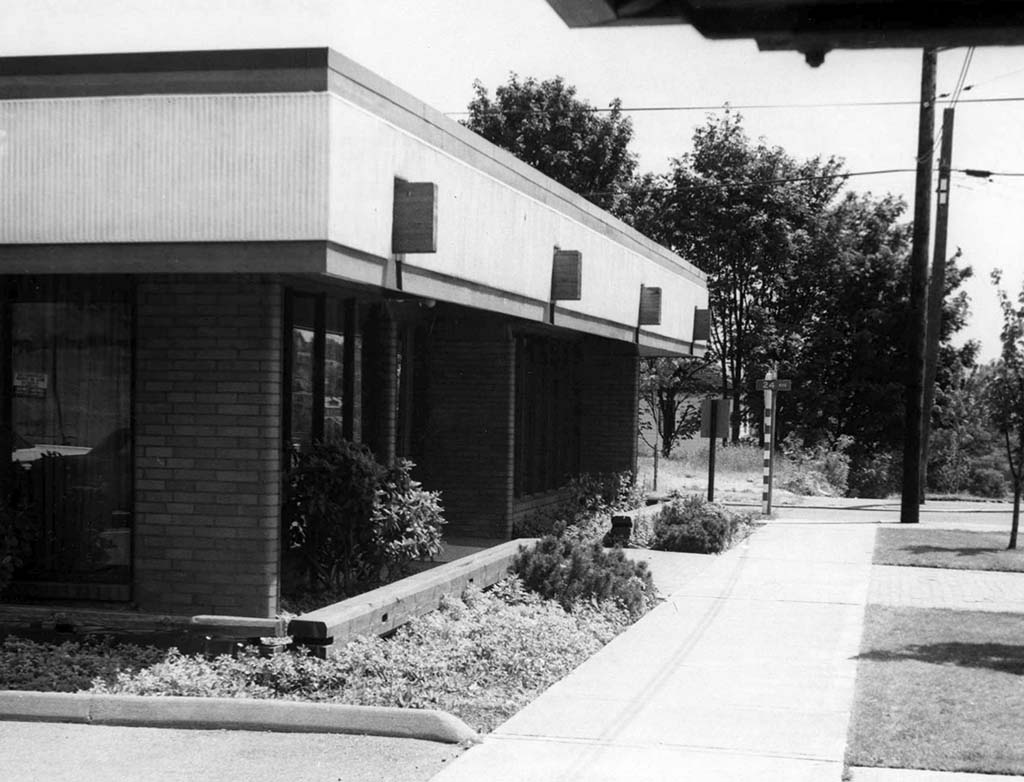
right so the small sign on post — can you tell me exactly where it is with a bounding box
[700,398,731,502]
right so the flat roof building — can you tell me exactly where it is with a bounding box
[0,48,707,618]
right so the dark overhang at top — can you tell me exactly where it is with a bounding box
[0,47,330,99]
[544,1,1024,66]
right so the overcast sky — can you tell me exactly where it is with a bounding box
[5,0,1024,359]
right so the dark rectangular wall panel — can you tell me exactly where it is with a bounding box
[392,181,438,254]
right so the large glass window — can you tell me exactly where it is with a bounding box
[514,335,581,496]
[285,291,351,450]
[2,277,133,589]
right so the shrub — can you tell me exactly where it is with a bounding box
[847,451,901,499]
[651,495,756,554]
[511,471,644,542]
[0,492,36,597]
[778,435,851,497]
[967,467,1008,499]
[369,460,445,580]
[511,535,656,620]
[89,578,632,733]
[284,441,444,596]
[0,635,164,692]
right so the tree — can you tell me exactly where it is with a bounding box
[639,356,718,457]
[984,269,1024,549]
[463,74,637,214]
[628,112,846,441]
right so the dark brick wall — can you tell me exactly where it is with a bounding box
[133,275,281,617]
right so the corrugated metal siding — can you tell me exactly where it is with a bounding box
[0,93,328,243]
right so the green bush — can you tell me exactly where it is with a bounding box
[778,435,851,497]
[512,471,644,542]
[651,495,756,554]
[967,467,1008,499]
[511,535,656,620]
[284,441,444,596]
[0,635,164,692]
[847,451,901,499]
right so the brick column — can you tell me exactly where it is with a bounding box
[133,275,282,617]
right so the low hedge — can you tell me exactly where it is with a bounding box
[651,495,758,554]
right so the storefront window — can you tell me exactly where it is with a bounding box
[285,291,349,450]
[2,277,133,588]
[514,335,581,496]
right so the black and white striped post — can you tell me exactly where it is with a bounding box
[756,371,791,515]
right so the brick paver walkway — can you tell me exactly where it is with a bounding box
[869,564,1024,613]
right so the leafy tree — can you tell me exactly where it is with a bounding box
[638,356,718,457]
[627,112,846,441]
[927,364,998,495]
[984,270,1024,549]
[463,74,637,214]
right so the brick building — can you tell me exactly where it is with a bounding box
[0,49,707,618]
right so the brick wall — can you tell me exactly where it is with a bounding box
[134,275,281,617]
[415,309,515,540]
[510,488,567,533]
[580,336,640,476]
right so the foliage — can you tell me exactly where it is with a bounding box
[847,450,902,499]
[926,364,1003,495]
[777,434,851,496]
[638,355,720,457]
[463,74,637,214]
[0,634,164,692]
[89,578,634,733]
[984,270,1024,548]
[623,114,974,480]
[0,491,36,596]
[512,471,644,542]
[624,112,847,442]
[967,468,1008,499]
[369,460,446,580]
[512,535,656,620]
[651,495,757,554]
[284,441,445,594]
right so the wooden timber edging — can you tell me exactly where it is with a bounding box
[0,604,285,649]
[287,538,536,655]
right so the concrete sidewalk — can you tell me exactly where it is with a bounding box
[432,518,878,781]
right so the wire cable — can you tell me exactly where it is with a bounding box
[447,93,1024,117]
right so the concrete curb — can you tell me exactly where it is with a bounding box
[0,690,478,745]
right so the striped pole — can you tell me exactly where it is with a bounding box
[761,371,775,515]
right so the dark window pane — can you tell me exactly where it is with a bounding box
[8,279,132,583]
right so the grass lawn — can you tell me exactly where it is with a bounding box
[846,605,1024,775]
[874,527,1024,572]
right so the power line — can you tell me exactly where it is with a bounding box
[575,165,1024,199]
[446,94,1024,117]
[578,167,918,198]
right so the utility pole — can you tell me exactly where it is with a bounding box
[921,107,956,502]
[901,47,937,525]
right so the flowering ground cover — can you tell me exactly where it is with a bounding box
[0,578,637,733]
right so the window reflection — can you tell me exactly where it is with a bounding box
[6,279,132,584]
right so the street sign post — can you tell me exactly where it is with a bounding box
[757,370,792,514]
[700,398,731,502]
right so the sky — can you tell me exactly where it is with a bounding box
[4,0,1024,360]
